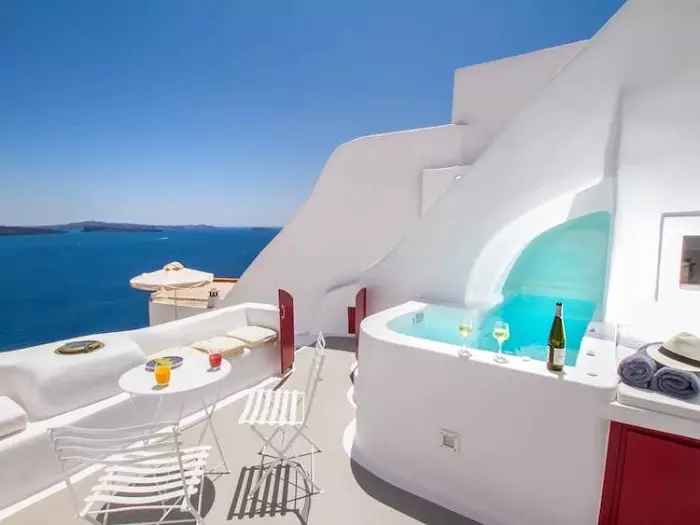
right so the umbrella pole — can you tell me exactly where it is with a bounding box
[174,289,179,321]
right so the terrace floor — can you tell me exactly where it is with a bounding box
[2,339,481,525]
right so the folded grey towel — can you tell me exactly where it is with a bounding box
[618,344,658,389]
[651,366,700,400]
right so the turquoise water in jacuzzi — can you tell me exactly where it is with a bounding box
[388,294,596,367]
[388,212,610,366]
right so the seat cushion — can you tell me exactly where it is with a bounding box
[191,336,247,357]
[226,326,277,347]
[0,397,27,439]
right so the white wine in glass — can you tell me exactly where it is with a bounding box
[492,320,510,363]
[458,318,474,357]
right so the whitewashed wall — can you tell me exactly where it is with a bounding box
[606,49,700,331]
[224,125,468,335]
[355,303,617,525]
[421,166,465,216]
[227,43,581,336]
[362,0,700,320]
[452,41,585,158]
[148,301,203,326]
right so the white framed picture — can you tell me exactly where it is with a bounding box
[657,214,700,302]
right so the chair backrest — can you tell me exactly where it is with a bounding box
[48,422,184,515]
[302,331,326,424]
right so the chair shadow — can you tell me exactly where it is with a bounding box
[350,460,483,525]
[93,476,216,524]
[226,463,315,524]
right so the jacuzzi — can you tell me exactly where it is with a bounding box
[352,300,619,525]
[387,294,604,368]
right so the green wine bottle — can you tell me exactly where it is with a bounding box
[547,302,566,372]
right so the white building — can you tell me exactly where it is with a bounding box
[3,1,700,524]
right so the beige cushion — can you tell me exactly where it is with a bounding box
[191,336,247,357]
[0,397,27,439]
[226,325,277,347]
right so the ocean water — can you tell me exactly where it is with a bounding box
[0,228,279,351]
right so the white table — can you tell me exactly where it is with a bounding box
[119,347,233,474]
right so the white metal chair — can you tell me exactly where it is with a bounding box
[239,331,326,498]
[48,422,211,525]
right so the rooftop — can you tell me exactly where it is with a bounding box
[2,339,479,525]
[150,278,238,309]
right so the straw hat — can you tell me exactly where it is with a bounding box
[646,332,700,372]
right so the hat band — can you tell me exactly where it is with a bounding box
[658,346,700,368]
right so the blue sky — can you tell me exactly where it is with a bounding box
[0,0,624,227]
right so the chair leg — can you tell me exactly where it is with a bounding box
[287,436,323,495]
[190,503,207,525]
[103,502,111,525]
[197,475,205,519]
[289,459,323,495]
[190,508,207,525]
[181,486,207,525]
[301,429,322,454]
[258,427,282,460]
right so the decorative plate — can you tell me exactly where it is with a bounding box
[145,356,184,372]
[55,340,104,355]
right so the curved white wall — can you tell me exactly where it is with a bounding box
[464,191,577,306]
[227,42,586,336]
[355,302,617,525]
[225,125,468,335]
[361,0,698,316]
[452,40,585,154]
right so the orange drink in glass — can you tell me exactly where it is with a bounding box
[154,364,170,386]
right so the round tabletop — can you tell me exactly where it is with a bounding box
[119,348,232,396]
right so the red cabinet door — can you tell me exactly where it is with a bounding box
[613,428,700,524]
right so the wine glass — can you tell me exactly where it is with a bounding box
[457,318,474,357]
[492,320,510,363]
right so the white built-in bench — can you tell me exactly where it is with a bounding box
[0,397,27,439]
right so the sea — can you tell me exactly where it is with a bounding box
[0,228,279,352]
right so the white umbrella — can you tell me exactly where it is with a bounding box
[130,261,214,320]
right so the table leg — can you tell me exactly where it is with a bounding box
[151,395,164,427]
[196,388,229,475]
[129,393,166,445]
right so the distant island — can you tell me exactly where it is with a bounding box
[0,221,218,237]
[0,226,66,236]
[81,224,163,233]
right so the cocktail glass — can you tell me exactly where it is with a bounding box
[209,351,223,370]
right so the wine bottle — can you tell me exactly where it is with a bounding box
[547,302,566,372]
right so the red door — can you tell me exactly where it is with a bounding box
[618,431,700,524]
[354,288,367,359]
[348,306,356,335]
[600,423,700,524]
[278,289,294,374]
